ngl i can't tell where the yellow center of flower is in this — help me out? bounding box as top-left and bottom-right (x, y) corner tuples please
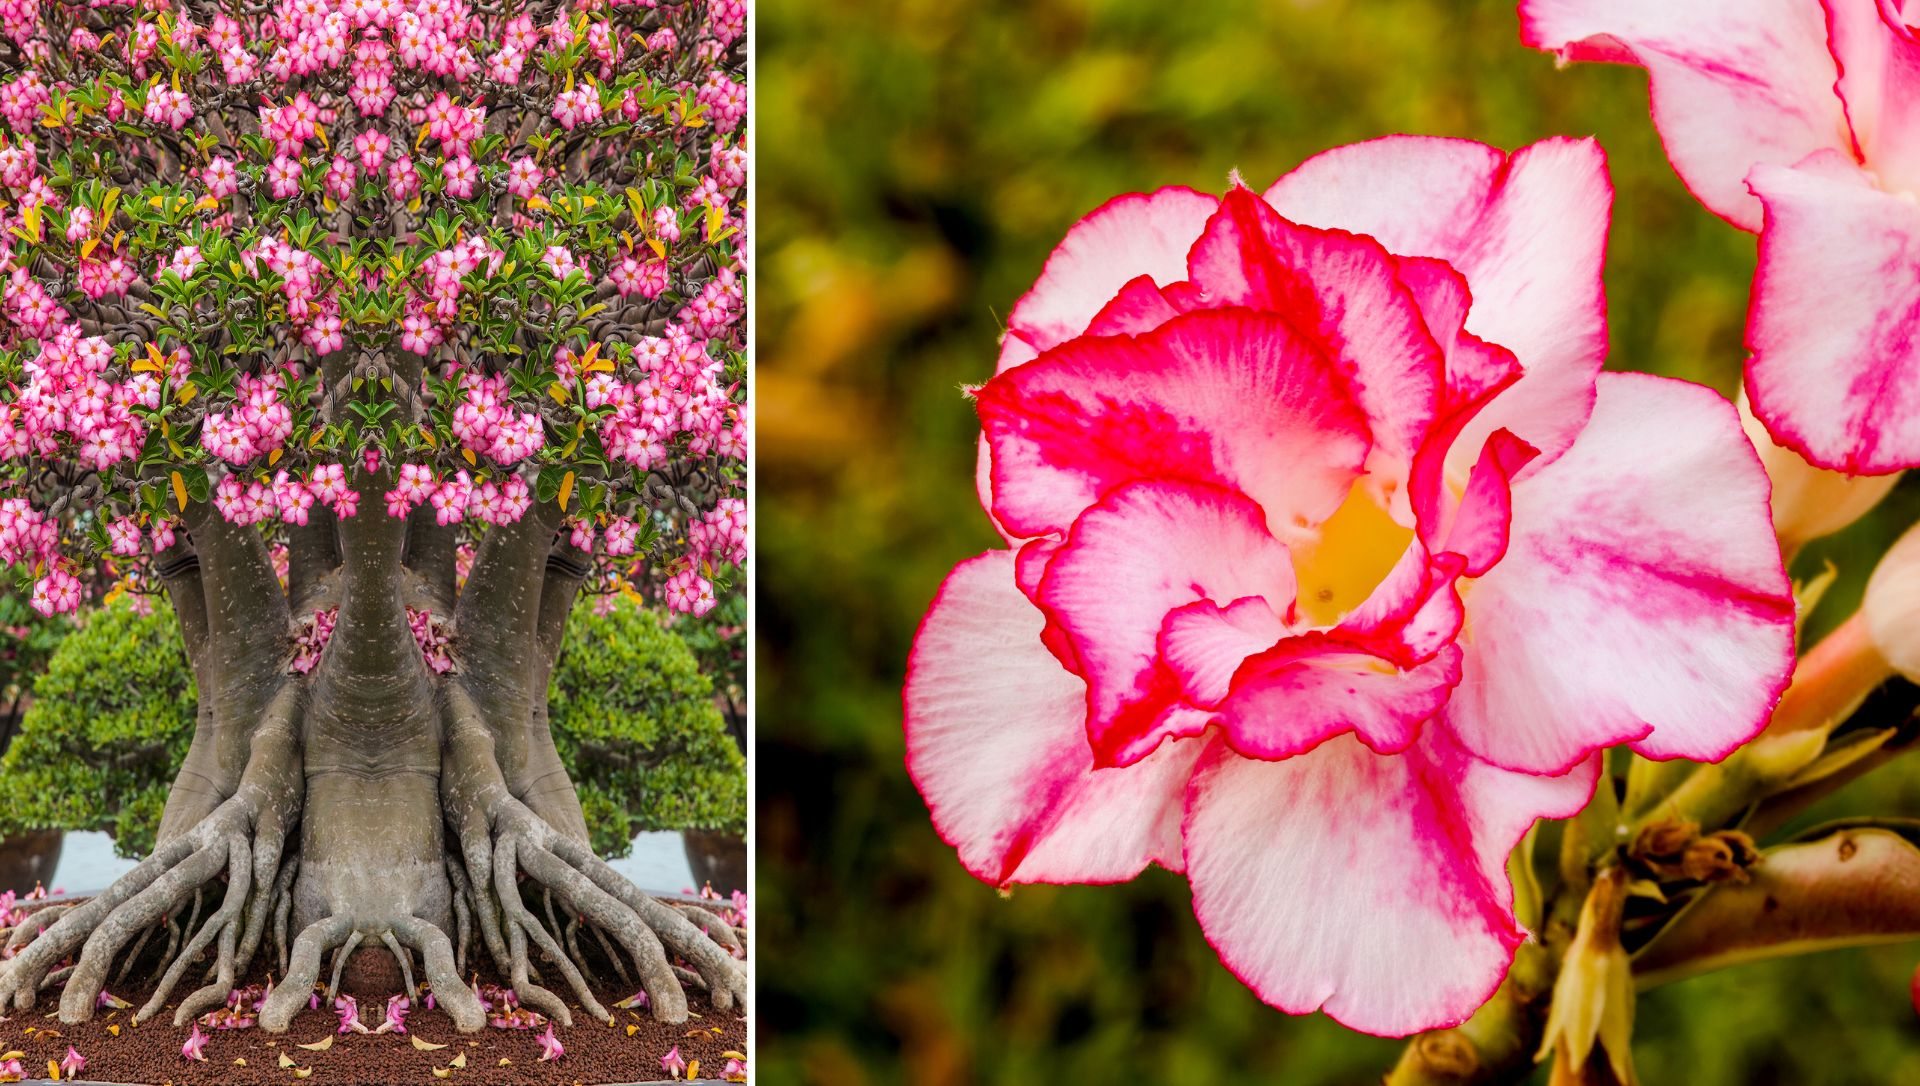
(1288, 480), (1413, 628)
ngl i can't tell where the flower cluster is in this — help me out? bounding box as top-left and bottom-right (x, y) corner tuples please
(906, 136), (1796, 1035)
(0, 0), (748, 616)
(1523, 0), (1920, 474)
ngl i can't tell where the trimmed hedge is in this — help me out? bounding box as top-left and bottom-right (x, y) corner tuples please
(0, 599), (195, 858)
(0, 595), (745, 861)
(550, 598), (747, 857)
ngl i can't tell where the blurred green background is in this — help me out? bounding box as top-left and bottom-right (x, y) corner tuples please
(755, 0), (1920, 1082)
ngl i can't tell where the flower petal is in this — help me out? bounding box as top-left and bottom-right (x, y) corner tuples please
(904, 551), (1202, 885)
(1518, 0), (1849, 231)
(1825, 0), (1920, 193)
(1746, 150), (1920, 473)
(1186, 188), (1442, 474)
(978, 308), (1370, 540)
(1182, 731), (1598, 1037)
(1036, 481), (1296, 766)
(1264, 136), (1610, 467)
(1214, 635), (1461, 759)
(1447, 373), (1795, 775)
(998, 187), (1220, 374)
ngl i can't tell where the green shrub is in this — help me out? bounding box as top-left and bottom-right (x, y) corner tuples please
(0, 594), (745, 862)
(550, 597), (747, 857)
(0, 598), (196, 858)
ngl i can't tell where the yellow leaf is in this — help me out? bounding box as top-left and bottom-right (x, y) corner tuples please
(322, 196), (337, 214)
(525, 194), (549, 212)
(415, 122), (432, 151)
(170, 471), (187, 510)
(586, 357), (615, 374)
(431, 1068), (451, 1080)
(196, 195), (219, 211)
(293, 1067), (313, 1079)
(625, 1025), (638, 1037)
(498, 1059), (511, 1066)
(557, 471), (575, 511)
(646, 237), (667, 260)
(0, 1051), (21, 1060)
(148, 194), (165, 209)
(268, 447), (283, 466)
(460, 447), (477, 466)
(313, 122), (328, 151)
(234, 1058), (247, 1066)
(688, 1060), (700, 1079)
(278, 1053), (295, 1068)
(21, 203), (41, 242)
(411, 1037), (448, 1052)
(107, 1025), (120, 1037)
(48, 1060), (59, 1081)
(548, 381), (570, 404)
(721, 1051), (747, 1060)
(296, 1036), (333, 1052)
(309, 428), (326, 448)
(449, 1053), (466, 1069)
(407, 195), (422, 213)
(580, 193), (597, 209)
(419, 427), (437, 448)
(175, 381), (197, 404)
(80, 237), (98, 260)
(579, 340), (602, 369)
(705, 204), (724, 240)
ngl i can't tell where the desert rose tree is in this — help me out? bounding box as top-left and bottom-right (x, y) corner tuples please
(0, 0), (748, 1035)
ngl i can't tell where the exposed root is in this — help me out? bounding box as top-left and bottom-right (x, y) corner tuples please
(141, 835), (250, 1024)
(391, 916), (483, 1031)
(451, 796), (749, 1027)
(380, 930), (417, 1000)
(325, 929), (364, 1005)
(3, 903), (70, 955)
(259, 914), (352, 1032)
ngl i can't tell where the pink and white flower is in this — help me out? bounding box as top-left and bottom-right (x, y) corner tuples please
(904, 137), (1796, 1035)
(1522, 0), (1920, 474)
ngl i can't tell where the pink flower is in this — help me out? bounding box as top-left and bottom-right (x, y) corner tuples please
(334, 993), (368, 1033)
(660, 1045), (687, 1078)
(182, 1021), (209, 1061)
(536, 1022), (563, 1061)
(904, 138), (1796, 1036)
(58, 1046), (85, 1077)
(30, 569), (80, 616)
(97, 988), (131, 1009)
(1522, 0), (1920, 473)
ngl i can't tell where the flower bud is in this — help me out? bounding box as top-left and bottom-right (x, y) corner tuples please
(1740, 393), (1899, 553)
(1537, 867), (1637, 1086)
(1866, 520), (1920, 680)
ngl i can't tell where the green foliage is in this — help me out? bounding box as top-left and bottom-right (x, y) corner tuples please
(550, 598), (747, 856)
(0, 588), (75, 754)
(0, 593), (745, 864)
(756, 0), (1920, 1082)
(0, 599), (195, 859)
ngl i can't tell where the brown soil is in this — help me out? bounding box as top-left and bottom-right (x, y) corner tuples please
(0, 898), (746, 1085)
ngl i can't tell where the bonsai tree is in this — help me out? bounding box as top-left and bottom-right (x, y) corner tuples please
(0, 592), (744, 858)
(550, 596), (745, 860)
(0, 0), (748, 1036)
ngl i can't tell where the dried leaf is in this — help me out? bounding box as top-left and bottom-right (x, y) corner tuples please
(234, 1058), (247, 1066)
(688, 1059), (700, 1079)
(293, 1067), (314, 1079)
(411, 1037), (448, 1052)
(278, 1052), (295, 1068)
(625, 1025), (639, 1037)
(722, 1051), (747, 1060)
(450, 1052), (466, 1069)
(105, 1026), (120, 1037)
(296, 1035), (334, 1052)
(431, 1068), (451, 1079)
(497, 1058), (510, 1066)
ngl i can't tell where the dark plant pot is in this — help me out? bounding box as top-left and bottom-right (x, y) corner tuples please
(681, 829), (746, 896)
(0, 829), (63, 895)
